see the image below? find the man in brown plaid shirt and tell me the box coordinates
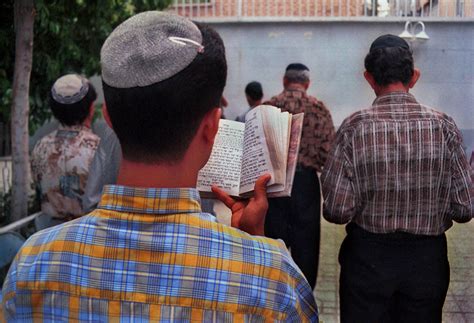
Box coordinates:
[321,35,473,322]
[264,63,336,290]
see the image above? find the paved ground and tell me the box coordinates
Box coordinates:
[215,201,474,323]
[316,219,474,323]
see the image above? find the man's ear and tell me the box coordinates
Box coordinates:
[304,81,310,90]
[283,77,288,88]
[202,107,222,144]
[102,103,113,129]
[408,68,420,89]
[364,71,378,91]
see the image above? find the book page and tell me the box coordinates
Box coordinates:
[260,106,290,185]
[197,120,245,197]
[239,108,275,194]
[269,113,304,197]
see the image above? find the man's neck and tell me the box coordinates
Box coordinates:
[117,158,199,188]
[376,82,409,97]
[250,100,262,108]
[285,83,306,92]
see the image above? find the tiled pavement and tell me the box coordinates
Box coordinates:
[214,201,474,322]
[316,220,474,323]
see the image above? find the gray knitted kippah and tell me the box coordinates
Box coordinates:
[51,74,89,104]
[101,11,203,88]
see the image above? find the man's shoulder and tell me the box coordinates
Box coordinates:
[338,102,459,138]
[186,214,304,277]
[76,128,101,146]
[21,212,294,270]
[31,131,59,163]
[348,103,454,124]
[16,216,88,262]
[417,104,457,126]
[343,107,374,123]
[304,94,331,112]
[194,213,289,254]
[32,131,58,150]
[79,128,100,140]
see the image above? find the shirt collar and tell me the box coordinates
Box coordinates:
[58,124,91,132]
[97,185,203,215]
[372,91,418,106]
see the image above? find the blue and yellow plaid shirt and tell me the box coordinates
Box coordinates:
[2,185,318,322]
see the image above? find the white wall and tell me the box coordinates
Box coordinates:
[212,21,473,149]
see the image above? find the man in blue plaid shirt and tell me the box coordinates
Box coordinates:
[2,12,318,322]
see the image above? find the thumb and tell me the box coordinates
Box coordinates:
[253,174,271,202]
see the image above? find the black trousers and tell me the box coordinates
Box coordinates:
[339,223,450,323]
[264,167,320,289]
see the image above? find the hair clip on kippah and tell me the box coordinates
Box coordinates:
[168,36,205,53]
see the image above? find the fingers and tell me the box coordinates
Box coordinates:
[253,174,271,202]
[211,185,236,209]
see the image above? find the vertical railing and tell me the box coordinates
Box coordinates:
[0,157,12,194]
[0,120,12,220]
[169,0,473,19]
[0,157,12,221]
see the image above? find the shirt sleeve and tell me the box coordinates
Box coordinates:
[448,126,474,223]
[321,126,357,224]
[280,251,319,322]
[316,101,336,169]
[1,256,18,321]
[30,143,40,183]
[287,277,319,322]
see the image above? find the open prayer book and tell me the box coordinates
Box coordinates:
[197,105,304,198]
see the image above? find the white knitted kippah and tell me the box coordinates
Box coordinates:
[51,74,89,104]
[100,11,203,88]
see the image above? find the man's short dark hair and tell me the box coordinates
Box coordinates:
[103,23,227,163]
[284,63,310,84]
[49,84,96,126]
[245,81,263,101]
[285,63,309,72]
[364,47,414,86]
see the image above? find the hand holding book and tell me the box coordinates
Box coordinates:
[212,174,271,236]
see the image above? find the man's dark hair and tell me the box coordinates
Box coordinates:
[285,63,309,72]
[245,81,263,101]
[284,63,310,84]
[364,47,414,86]
[103,23,227,163]
[50,84,96,126]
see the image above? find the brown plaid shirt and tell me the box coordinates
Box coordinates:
[265,86,335,171]
[321,92,473,235]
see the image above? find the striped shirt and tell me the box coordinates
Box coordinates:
[2,186,318,322]
[321,92,473,235]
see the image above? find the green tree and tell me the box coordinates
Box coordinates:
[2,0,172,223]
[1,0,173,133]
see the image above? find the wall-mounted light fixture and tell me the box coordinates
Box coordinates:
[399,21,430,42]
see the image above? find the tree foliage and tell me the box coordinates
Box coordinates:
[0,0,172,132]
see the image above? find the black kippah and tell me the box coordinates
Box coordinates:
[370,34,410,52]
[286,63,309,72]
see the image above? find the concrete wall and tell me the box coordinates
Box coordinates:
[212,21,474,150]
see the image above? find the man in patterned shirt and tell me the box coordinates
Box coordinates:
[264,63,335,290]
[31,74,100,227]
[321,35,473,322]
[2,12,318,322]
